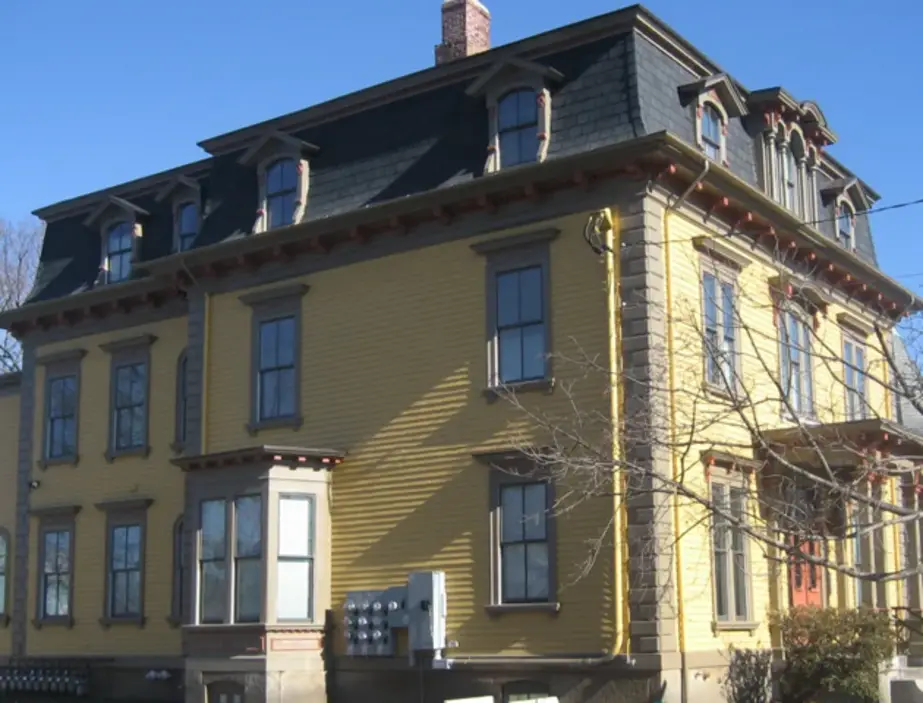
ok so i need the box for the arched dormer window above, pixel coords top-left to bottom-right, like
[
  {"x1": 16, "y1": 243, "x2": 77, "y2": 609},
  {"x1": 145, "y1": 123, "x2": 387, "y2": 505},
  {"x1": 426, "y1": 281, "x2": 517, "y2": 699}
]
[
  {"x1": 497, "y1": 89, "x2": 540, "y2": 169},
  {"x1": 787, "y1": 130, "x2": 806, "y2": 217},
  {"x1": 837, "y1": 200, "x2": 855, "y2": 250},
  {"x1": 701, "y1": 103, "x2": 723, "y2": 161},
  {"x1": 265, "y1": 158, "x2": 298, "y2": 230},
  {"x1": 176, "y1": 202, "x2": 199, "y2": 252},
  {"x1": 105, "y1": 221, "x2": 133, "y2": 284}
]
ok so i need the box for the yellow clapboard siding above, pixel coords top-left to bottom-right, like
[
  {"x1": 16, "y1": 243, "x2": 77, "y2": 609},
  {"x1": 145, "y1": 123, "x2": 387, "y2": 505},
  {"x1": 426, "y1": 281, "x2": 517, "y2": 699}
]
[
  {"x1": 27, "y1": 317, "x2": 187, "y2": 656},
  {"x1": 666, "y1": 209, "x2": 899, "y2": 653},
  {"x1": 206, "y1": 212, "x2": 617, "y2": 655}
]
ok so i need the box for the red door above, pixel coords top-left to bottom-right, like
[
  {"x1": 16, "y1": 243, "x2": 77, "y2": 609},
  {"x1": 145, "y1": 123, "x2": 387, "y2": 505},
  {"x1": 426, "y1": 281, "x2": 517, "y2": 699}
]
[{"x1": 790, "y1": 539, "x2": 823, "y2": 607}]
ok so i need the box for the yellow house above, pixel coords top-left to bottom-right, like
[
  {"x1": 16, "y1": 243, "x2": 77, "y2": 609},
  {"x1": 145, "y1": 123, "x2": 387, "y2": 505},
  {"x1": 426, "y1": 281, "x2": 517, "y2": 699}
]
[{"x1": 0, "y1": 4, "x2": 919, "y2": 703}]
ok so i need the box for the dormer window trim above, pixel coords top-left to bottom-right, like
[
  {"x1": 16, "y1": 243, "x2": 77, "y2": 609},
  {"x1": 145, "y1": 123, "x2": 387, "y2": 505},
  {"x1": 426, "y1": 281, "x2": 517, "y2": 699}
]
[
  {"x1": 679, "y1": 74, "x2": 747, "y2": 168},
  {"x1": 466, "y1": 58, "x2": 562, "y2": 175},
  {"x1": 84, "y1": 196, "x2": 148, "y2": 286},
  {"x1": 237, "y1": 131, "x2": 318, "y2": 235},
  {"x1": 696, "y1": 97, "x2": 729, "y2": 166}
]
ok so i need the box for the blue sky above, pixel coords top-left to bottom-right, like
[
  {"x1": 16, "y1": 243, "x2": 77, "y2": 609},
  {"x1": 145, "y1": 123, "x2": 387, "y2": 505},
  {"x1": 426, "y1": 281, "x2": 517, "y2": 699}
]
[{"x1": 1, "y1": 0, "x2": 920, "y2": 284}]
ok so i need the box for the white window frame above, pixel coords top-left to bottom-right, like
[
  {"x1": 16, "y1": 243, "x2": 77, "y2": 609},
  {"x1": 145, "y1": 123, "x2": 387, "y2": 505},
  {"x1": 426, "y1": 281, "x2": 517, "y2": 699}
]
[
  {"x1": 276, "y1": 494, "x2": 316, "y2": 623},
  {"x1": 255, "y1": 154, "x2": 309, "y2": 233},
  {"x1": 836, "y1": 197, "x2": 856, "y2": 251},
  {"x1": 100, "y1": 216, "x2": 137, "y2": 285},
  {"x1": 710, "y1": 474, "x2": 752, "y2": 625}
]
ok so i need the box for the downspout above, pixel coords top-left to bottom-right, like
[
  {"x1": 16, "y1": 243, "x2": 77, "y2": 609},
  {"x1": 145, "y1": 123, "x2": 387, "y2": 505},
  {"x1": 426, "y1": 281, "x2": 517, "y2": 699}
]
[
  {"x1": 664, "y1": 159, "x2": 710, "y2": 703},
  {"x1": 605, "y1": 207, "x2": 629, "y2": 658}
]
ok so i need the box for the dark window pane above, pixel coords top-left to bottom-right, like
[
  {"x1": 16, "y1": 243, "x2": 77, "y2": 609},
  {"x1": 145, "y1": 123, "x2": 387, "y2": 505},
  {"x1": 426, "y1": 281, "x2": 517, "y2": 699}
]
[
  {"x1": 521, "y1": 323, "x2": 545, "y2": 380},
  {"x1": 130, "y1": 406, "x2": 145, "y2": 446},
  {"x1": 499, "y1": 131, "x2": 521, "y2": 167},
  {"x1": 526, "y1": 543, "x2": 549, "y2": 600},
  {"x1": 260, "y1": 321, "x2": 278, "y2": 369},
  {"x1": 498, "y1": 328, "x2": 523, "y2": 383},
  {"x1": 201, "y1": 501, "x2": 226, "y2": 559},
  {"x1": 200, "y1": 562, "x2": 227, "y2": 623},
  {"x1": 277, "y1": 368, "x2": 296, "y2": 417},
  {"x1": 236, "y1": 560, "x2": 262, "y2": 622},
  {"x1": 126, "y1": 525, "x2": 141, "y2": 569},
  {"x1": 516, "y1": 128, "x2": 539, "y2": 165},
  {"x1": 276, "y1": 317, "x2": 295, "y2": 366},
  {"x1": 268, "y1": 195, "x2": 285, "y2": 230},
  {"x1": 260, "y1": 370, "x2": 279, "y2": 419},
  {"x1": 501, "y1": 543, "x2": 526, "y2": 602},
  {"x1": 518, "y1": 90, "x2": 537, "y2": 123},
  {"x1": 235, "y1": 496, "x2": 262, "y2": 558},
  {"x1": 501, "y1": 486, "x2": 523, "y2": 543},
  {"x1": 714, "y1": 551, "x2": 728, "y2": 618},
  {"x1": 179, "y1": 203, "x2": 198, "y2": 235},
  {"x1": 498, "y1": 94, "x2": 520, "y2": 131},
  {"x1": 518, "y1": 267, "x2": 543, "y2": 323},
  {"x1": 523, "y1": 483, "x2": 546, "y2": 541},
  {"x1": 112, "y1": 527, "x2": 127, "y2": 570},
  {"x1": 497, "y1": 272, "x2": 520, "y2": 327}
]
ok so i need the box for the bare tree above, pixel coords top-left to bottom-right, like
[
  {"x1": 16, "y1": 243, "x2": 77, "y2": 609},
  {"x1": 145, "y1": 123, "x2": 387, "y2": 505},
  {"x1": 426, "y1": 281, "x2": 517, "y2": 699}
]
[
  {"x1": 490, "y1": 210, "x2": 923, "y2": 606},
  {"x1": 0, "y1": 219, "x2": 41, "y2": 372}
]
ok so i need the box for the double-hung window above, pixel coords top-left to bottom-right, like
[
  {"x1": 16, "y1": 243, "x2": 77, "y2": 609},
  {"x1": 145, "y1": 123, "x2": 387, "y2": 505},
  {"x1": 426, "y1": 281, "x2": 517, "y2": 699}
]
[
  {"x1": 176, "y1": 202, "x2": 198, "y2": 252},
  {"x1": 497, "y1": 90, "x2": 539, "y2": 169},
  {"x1": 702, "y1": 271, "x2": 737, "y2": 391},
  {"x1": 265, "y1": 159, "x2": 298, "y2": 229},
  {"x1": 780, "y1": 307, "x2": 814, "y2": 417},
  {"x1": 499, "y1": 482, "x2": 550, "y2": 603},
  {"x1": 108, "y1": 524, "x2": 142, "y2": 618},
  {"x1": 105, "y1": 222, "x2": 133, "y2": 284},
  {"x1": 257, "y1": 316, "x2": 296, "y2": 422},
  {"x1": 277, "y1": 495, "x2": 316, "y2": 621},
  {"x1": 198, "y1": 496, "x2": 263, "y2": 624},
  {"x1": 844, "y1": 337, "x2": 867, "y2": 421},
  {"x1": 46, "y1": 374, "x2": 77, "y2": 460},
  {"x1": 41, "y1": 528, "x2": 72, "y2": 619},
  {"x1": 838, "y1": 203, "x2": 854, "y2": 249},
  {"x1": 496, "y1": 266, "x2": 546, "y2": 385},
  {"x1": 712, "y1": 482, "x2": 750, "y2": 622},
  {"x1": 113, "y1": 361, "x2": 147, "y2": 451},
  {"x1": 701, "y1": 104, "x2": 722, "y2": 161}
]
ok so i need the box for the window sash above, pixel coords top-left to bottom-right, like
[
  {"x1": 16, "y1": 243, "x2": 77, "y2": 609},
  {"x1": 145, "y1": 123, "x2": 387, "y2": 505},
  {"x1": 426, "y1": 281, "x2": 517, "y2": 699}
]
[
  {"x1": 42, "y1": 529, "x2": 71, "y2": 618},
  {"x1": 113, "y1": 361, "x2": 147, "y2": 450},
  {"x1": 277, "y1": 495, "x2": 315, "y2": 621},
  {"x1": 712, "y1": 483, "x2": 749, "y2": 621},
  {"x1": 702, "y1": 273, "x2": 737, "y2": 388},
  {"x1": 257, "y1": 317, "x2": 297, "y2": 420},
  {"x1": 844, "y1": 340, "x2": 867, "y2": 420},
  {"x1": 499, "y1": 483, "x2": 550, "y2": 604},
  {"x1": 46, "y1": 375, "x2": 77, "y2": 459},
  {"x1": 109, "y1": 524, "x2": 142, "y2": 618},
  {"x1": 702, "y1": 106, "x2": 722, "y2": 160},
  {"x1": 234, "y1": 496, "x2": 262, "y2": 623},
  {"x1": 496, "y1": 266, "x2": 546, "y2": 384},
  {"x1": 780, "y1": 310, "x2": 813, "y2": 415},
  {"x1": 498, "y1": 90, "x2": 539, "y2": 168},
  {"x1": 199, "y1": 499, "x2": 227, "y2": 624}
]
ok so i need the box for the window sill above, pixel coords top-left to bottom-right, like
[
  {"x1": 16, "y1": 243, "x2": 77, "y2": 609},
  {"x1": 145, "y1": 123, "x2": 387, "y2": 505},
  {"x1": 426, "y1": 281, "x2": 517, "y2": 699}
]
[
  {"x1": 483, "y1": 378, "x2": 555, "y2": 403},
  {"x1": 33, "y1": 616, "x2": 74, "y2": 630},
  {"x1": 105, "y1": 445, "x2": 151, "y2": 463},
  {"x1": 485, "y1": 602, "x2": 561, "y2": 616},
  {"x1": 712, "y1": 620, "x2": 760, "y2": 634},
  {"x1": 246, "y1": 415, "x2": 304, "y2": 436},
  {"x1": 100, "y1": 616, "x2": 146, "y2": 629},
  {"x1": 781, "y1": 411, "x2": 819, "y2": 427},
  {"x1": 37, "y1": 454, "x2": 80, "y2": 470},
  {"x1": 702, "y1": 382, "x2": 739, "y2": 404}
]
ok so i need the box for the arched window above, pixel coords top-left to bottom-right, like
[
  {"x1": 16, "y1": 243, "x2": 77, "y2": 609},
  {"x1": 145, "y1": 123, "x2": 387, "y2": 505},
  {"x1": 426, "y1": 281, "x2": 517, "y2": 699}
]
[
  {"x1": 497, "y1": 89, "x2": 539, "y2": 168},
  {"x1": 265, "y1": 158, "x2": 298, "y2": 229},
  {"x1": 837, "y1": 202, "x2": 854, "y2": 249},
  {"x1": 176, "y1": 202, "x2": 198, "y2": 252},
  {"x1": 701, "y1": 104, "x2": 723, "y2": 161},
  {"x1": 170, "y1": 517, "x2": 186, "y2": 625},
  {"x1": 0, "y1": 528, "x2": 8, "y2": 618},
  {"x1": 105, "y1": 222, "x2": 133, "y2": 283}
]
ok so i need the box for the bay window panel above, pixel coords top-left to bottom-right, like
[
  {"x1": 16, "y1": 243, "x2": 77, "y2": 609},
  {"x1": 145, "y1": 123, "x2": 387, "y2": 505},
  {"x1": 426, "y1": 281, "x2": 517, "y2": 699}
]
[
  {"x1": 277, "y1": 561, "x2": 312, "y2": 621},
  {"x1": 277, "y1": 495, "x2": 315, "y2": 621}
]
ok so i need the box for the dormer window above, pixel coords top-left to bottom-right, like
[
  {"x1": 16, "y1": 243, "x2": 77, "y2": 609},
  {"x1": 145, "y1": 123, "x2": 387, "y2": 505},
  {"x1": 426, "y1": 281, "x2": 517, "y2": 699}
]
[
  {"x1": 177, "y1": 202, "x2": 198, "y2": 252},
  {"x1": 265, "y1": 158, "x2": 298, "y2": 229},
  {"x1": 785, "y1": 145, "x2": 799, "y2": 214},
  {"x1": 498, "y1": 90, "x2": 539, "y2": 169},
  {"x1": 465, "y1": 57, "x2": 560, "y2": 175},
  {"x1": 701, "y1": 104, "x2": 723, "y2": 161},
  {"x1": 236, "y1": 131, "x2": 317, "y2": 235},
  {"x1": 105, "y1": 222, "x2": 133, "y2": 284},
  {"x1": 837, "y1": 201, "x2": 854, "y2": 249}
]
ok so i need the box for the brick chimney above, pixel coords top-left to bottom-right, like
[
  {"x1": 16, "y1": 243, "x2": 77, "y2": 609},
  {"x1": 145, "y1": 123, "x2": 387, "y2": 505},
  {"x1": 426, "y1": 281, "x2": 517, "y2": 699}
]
[{"x1": 435, "y1": 0, "x2": 491, "y2": 65}]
